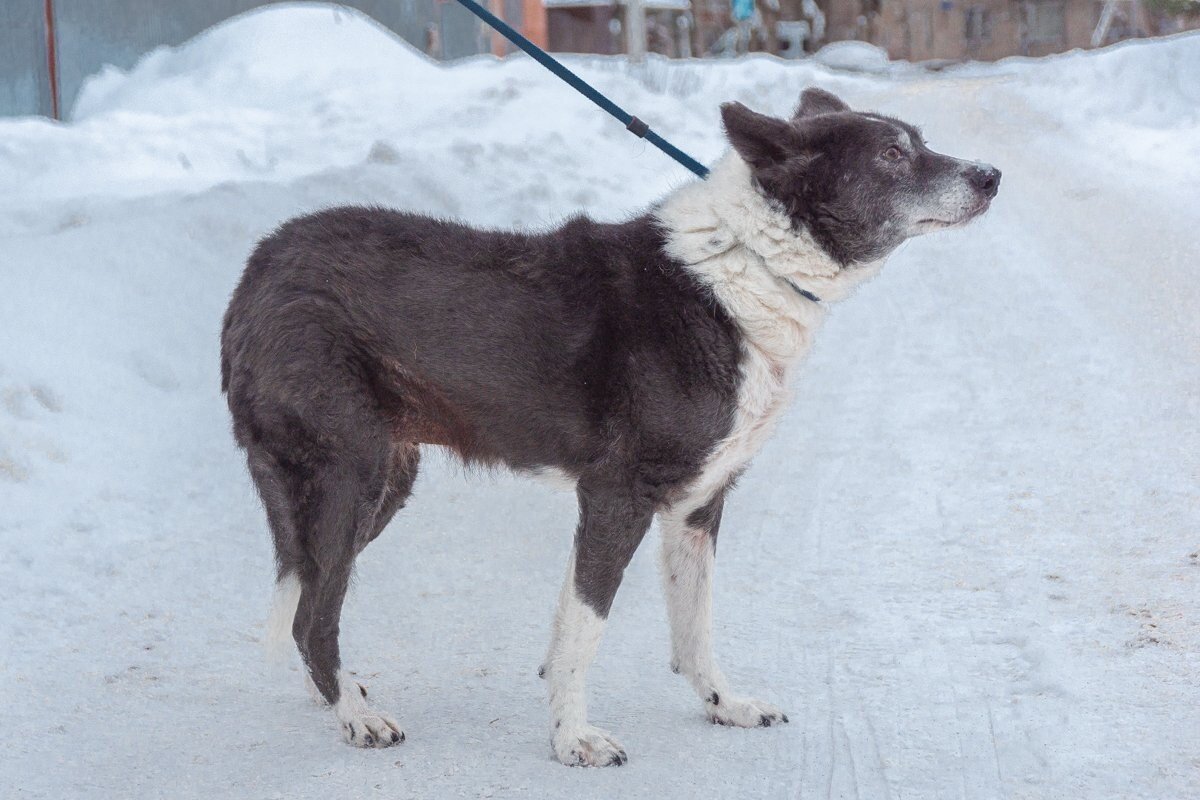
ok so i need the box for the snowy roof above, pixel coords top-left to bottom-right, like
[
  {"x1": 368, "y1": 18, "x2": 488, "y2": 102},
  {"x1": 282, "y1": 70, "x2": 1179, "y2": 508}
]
[{"x1": 544, "y1": 0, "x2": 692, "y2": 10}]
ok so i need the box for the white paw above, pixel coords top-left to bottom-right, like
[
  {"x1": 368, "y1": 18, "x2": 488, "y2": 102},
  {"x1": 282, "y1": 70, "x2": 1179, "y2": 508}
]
[
  {"x1": 331, "y1": 672, "x2": 404, "y2": 748},
  {"x1": 339, "y1": 710, "x2": 405, "y2": 748},
  {"x1": 552, "y1": 724, "x2": 628, "y2": 767},
  {"x1": 705, "y1": 691, "x2": 789, "y2": 728}
]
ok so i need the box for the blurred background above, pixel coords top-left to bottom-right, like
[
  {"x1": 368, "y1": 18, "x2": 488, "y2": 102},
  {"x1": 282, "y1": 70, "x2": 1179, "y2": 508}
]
[{"x1": 3, "y1": 0, "x2": 1198, "y2": 119}]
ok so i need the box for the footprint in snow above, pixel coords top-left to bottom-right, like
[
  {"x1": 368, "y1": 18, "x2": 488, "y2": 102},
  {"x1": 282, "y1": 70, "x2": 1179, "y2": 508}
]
[
  {"x1": 366, "y1": 141, "x2": 403, "y2": 165},
  {"x1": 2, "y1": 383, "x2": 63, "y2": 418},
  {"x1": 129, "y1": 351, "x2": 180, "y2": 392},
  {"x1": 0, "y1": 446, "x2": 29, "y2": 482}
]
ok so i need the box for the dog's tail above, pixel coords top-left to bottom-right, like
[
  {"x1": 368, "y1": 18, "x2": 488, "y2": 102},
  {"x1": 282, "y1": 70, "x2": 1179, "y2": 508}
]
[{"x1": 265, "y1": 572, "x2": 302, "y2": 663}]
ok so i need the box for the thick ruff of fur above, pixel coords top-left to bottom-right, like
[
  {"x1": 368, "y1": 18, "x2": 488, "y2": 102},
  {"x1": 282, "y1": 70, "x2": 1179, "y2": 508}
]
[{"x1": 656, "y1": 153, "x2": 882, "y2": 517}]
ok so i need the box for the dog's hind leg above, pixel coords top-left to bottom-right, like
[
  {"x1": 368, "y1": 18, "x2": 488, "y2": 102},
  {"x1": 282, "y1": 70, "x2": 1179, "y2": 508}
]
[
  {"x1": 658, "y1": 492, "x2": 788, "y2": 728},
  {"x1": 543, "y1": 480, "x2": 653, "y2": 767},
  {"x1": 245, "y1": 398, "x2": 416, "y2": 748},
  {"x1": 294, "y1": 443, "x2": 418, "y2": 704},
  {"x1": 250, "y1": 449, "x2": 309, "y2": 665},
  {"x1": 287, "y1": 443, "x2": 411, "y2": 748}
]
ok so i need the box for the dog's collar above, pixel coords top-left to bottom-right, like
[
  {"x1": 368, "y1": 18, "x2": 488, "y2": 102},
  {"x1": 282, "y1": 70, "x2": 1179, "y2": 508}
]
[{"x1": 782, "y1": 278, "x2": 822, "y2": 305}]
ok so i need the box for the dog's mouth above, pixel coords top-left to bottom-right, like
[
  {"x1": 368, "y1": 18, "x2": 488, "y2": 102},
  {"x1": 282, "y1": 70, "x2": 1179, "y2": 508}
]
[{"x1": 918, "y1": 198, "x2": 992, "y2": 229}]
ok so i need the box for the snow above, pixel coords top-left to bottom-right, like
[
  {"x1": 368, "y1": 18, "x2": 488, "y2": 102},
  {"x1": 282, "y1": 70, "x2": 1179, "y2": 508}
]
[
  {"x1": 2, "y1": 4, "x2": 1198, "y2": 798},
  {"x1": 813, "y1": 41, "x2": 893, "y2": 72}
]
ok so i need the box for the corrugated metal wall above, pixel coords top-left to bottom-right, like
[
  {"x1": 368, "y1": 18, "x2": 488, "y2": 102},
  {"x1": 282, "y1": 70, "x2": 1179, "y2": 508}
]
[{"x1": 0, "y1": 0, "x2": 494, "y2": 119}]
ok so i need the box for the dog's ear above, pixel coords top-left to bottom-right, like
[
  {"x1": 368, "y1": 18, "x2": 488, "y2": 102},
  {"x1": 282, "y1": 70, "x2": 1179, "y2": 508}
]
[
  {"x1": 793, "y1": 87, "x2": 850, "y2": 119},
  {"x1": 721, "y1": 102, "x2": 801, "y2": 171}
]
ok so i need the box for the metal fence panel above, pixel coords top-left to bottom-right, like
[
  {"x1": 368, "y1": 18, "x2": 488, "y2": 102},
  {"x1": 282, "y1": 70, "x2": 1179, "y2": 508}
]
[
  {"x1": 438, "y1": 0, "x2": 488, "y2": 59},
  {"x1": 0, "y1": 0, "x2": 54, "y2": 118},
  {"x1": 51, "y1": 0, "x2": 263, "y2": 118},
  {"x1": 353, "y1": 0, "x2": 442, "y2": 55}
]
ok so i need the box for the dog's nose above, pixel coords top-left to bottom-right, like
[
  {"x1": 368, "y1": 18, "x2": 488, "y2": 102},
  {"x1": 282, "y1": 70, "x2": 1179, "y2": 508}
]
[{"x1": 967, "y1": 164, "x2": 1001, "y2": 199}]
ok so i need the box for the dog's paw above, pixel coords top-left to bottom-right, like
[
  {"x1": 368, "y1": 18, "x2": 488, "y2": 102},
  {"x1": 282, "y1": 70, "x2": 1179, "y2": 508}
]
[
  {"x1": 327, "y1": 671, "x2": 402, "y2": 747},
  {"x1": 552, "y1": 724, "x2": 627, "y2": 767},
  {"x1": 705, "y1": 692, "x2": 789, "y2": 728},
  {"x1": 340, "y1": 710, "x2": 405, "y2": 748}
]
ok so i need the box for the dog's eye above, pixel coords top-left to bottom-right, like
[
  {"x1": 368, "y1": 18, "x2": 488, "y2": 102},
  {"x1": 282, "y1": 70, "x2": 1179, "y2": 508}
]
[{"x1": 883, "y1": 146, "x2": 904, "y2": 161}]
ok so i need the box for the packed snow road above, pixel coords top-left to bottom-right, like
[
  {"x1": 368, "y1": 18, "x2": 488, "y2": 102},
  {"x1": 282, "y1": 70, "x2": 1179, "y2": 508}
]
[{"x1": 1, "y1": 6, "x2": 1197, "y2": 799}]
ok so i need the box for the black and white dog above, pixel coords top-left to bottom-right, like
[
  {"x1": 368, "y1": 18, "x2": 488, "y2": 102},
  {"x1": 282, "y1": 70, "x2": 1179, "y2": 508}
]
[{"x1": 221, "y1": 88, "x2": 999, "y2": 766}]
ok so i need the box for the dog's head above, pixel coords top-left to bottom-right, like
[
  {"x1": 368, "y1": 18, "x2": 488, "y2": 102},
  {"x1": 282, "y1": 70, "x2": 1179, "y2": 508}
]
[{"x1": 721, "y1": 88, "x2": 1000, "y2": 266}]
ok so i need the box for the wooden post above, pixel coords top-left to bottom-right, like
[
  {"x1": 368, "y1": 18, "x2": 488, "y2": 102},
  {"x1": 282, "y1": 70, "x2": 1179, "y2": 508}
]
[
  {"x1": 488, "y1": 0, "x2": 507, "y2": 55},
  {"x1": 44, "y1": 0, "x2": 60, "y2": 119},
  {"x1": 522, "y1": 0, "x2": 549, "y2": 48},
  {"x1": 626, "y1": 0, "x2": 647, "y2": 61}
]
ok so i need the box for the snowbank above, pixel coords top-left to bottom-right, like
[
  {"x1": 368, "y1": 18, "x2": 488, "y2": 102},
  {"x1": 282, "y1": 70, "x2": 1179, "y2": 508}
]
[
  {"x1": 72, "y1": 4, "x2": 440, "y2": 120},
  {"x1": 2, "y1": 5, "x2": 1197, "y2": 799},
  {"x1": 974, "y1": 31, "x2": 1200, "y2": 127},
  {"x1": 813, "y1": 40, "x2": 893, "y2": 72}
]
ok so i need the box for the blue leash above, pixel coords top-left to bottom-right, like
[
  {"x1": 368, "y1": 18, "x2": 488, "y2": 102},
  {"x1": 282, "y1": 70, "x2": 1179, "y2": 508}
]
[{"x1": 451, "y1": 0, "x2": 709, "y2": 179}]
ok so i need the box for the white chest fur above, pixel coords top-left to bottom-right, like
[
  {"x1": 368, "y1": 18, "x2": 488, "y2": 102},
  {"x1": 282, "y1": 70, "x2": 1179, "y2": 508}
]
[{"x1": 655, "y1": 153, "x2": 882, "y2": 514}]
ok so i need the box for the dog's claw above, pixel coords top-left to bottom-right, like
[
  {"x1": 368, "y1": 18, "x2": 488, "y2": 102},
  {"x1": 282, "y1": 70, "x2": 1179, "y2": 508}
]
[
  {"x1": 707, "y1": 694, "x2": 786, "y2": 729},
  {"x1": 339, "y1": 711, "x2": 405, "y2": 748}
]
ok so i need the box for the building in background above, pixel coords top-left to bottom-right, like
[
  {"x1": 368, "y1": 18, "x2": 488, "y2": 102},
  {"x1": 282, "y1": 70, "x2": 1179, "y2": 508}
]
[
  {"x1": 539, "y1": 0, "x2": 827, "y2": 56},
  {"x1": 822, "y1": 0, "x2": 1199, "y2": 61},
  {"x1": 688, "y1": 0, "x2": 826, "y2": 55},
  {"x1": 543, "y1": 0, "x2": 695, "y2": 56},
  {"x1": 686, "y1": 0, "x2": 1197, "y2": 59},
  {"x1": 485, "y1": 0, "x2": 549, "y2": 52}
]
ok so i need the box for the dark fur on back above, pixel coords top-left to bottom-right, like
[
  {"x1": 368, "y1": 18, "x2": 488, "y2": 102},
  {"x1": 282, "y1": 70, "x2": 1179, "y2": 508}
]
[
  {"x1": 220, "y1": 207, "x2": 745, "y2": 699},
  {"x1": 222, "y1": 207, "x2": 742, "y2": 479}
]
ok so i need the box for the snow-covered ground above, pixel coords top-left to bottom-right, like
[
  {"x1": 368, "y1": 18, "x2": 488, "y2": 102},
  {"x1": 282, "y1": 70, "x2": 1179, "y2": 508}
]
[{"x1": 2, "y1": 4, "x2": 1198, "y2": 798}]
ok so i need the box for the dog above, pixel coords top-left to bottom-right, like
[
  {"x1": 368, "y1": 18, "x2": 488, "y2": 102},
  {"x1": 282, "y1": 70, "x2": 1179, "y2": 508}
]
[{"x1": 220, "y1": 87, "x2": 999, "y2": 766}]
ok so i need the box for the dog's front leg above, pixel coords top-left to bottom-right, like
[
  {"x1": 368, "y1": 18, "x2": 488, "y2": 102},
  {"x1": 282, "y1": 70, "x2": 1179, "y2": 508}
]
[
  {"x1": 659, "y1": 494, "x2": 789, "y2": 728},
  {"x1": 543, "y1": 482, "x2": 652, "y2": 766}
]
